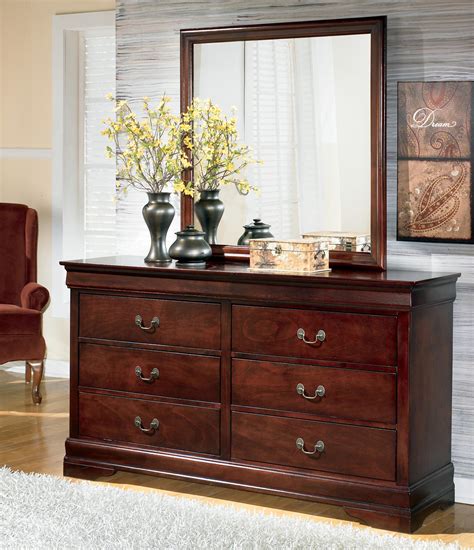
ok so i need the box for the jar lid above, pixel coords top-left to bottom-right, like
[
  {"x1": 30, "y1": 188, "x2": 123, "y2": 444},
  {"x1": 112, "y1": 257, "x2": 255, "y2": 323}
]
[
  {"x1": 175, "y1": 224, "x2": 206, "y2": 237},
  {"x1": 244, "y1": 218, "x2": 271, "y2": 230}
]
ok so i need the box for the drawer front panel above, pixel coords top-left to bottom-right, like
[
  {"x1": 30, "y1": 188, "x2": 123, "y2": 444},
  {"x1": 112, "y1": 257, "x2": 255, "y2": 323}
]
[
  {"x1": 232, "y1": 305, "x2": 397, "y2": 366},
  {"x1": 232, "y1": 359, "x2": 396, "y2": 424},
  {"x1": 79, "y1": 393, "x2": 220, "y2": 455},
  {"x1": 232, "y1": 412, "x2": 396, "y2": 481},
  {"x1": 80, "y1": 344, "x2": 220, "y2": 403},
  {"x1": 80, "y1": 294, "x2": 221, "y2": 350}
]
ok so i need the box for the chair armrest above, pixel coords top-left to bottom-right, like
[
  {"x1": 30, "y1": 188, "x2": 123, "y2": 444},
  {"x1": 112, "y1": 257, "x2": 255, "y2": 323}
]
[{"x1": 21, "y1": 282, "x2": 50, "y2": 312}]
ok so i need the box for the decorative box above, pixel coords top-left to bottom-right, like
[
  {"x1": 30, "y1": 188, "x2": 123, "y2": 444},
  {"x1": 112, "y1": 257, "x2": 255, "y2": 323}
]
[
  {"x1": 302, "y1": 231, "x2": 371, "y2": 252},
  {"x1": 249, "y1": 238, "x2": 330, "y2": 273}
]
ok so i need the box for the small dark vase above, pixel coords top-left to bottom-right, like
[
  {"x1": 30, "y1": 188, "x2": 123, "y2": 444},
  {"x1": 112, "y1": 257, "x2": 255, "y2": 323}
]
[
  {"x1": 195, "y1": 190, "x2": 224, "y2": 245},
  {"x1": 169, "y1": 225, "x2": 212, "y2": 268},
  {"x1": 142, "y1": 192, "x2": 175, "y2": 264},
  {"x1": 237, "y1": 218, "x2": 274, "y2": 245}
]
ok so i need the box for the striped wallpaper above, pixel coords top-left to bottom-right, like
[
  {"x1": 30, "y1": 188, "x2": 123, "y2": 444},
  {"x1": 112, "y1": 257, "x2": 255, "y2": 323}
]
[{"x1": 116, "y1": 0, "x2": 474, "y2": 479}]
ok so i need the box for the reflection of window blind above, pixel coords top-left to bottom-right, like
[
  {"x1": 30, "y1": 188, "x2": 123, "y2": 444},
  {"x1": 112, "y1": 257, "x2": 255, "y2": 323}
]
[
  {"x1": 83, "y1": 29, "x2": 117, "y2": 258},
  {"x1": 244, "y1": 40, "x2": 299, "y2": 239}
]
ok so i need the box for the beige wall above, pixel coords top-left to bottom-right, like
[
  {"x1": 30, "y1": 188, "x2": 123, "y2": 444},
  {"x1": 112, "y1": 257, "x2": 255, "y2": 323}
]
[{"x1": 0, "y1": 0, "x2": 115, "y2": 360}]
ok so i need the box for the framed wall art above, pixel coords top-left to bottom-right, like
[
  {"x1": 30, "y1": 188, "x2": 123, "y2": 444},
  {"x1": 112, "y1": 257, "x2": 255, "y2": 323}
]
[{"x1": 397, "y1": 81, "x2": 473, "y2": 244}]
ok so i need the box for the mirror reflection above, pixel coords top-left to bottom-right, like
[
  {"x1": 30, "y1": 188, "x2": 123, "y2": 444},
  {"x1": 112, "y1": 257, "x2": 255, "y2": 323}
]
[{"x1": 194, "y1": 34, "x2": 372, "y2": 251}]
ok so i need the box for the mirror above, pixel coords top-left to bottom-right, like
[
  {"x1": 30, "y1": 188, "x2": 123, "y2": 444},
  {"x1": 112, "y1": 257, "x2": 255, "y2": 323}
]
[
  {"x1": 194, "y1": 35, "x2": 371, "y2": 247},
  {"x1": 181, "y1": 17, "x2": 386, "y2": 270}
]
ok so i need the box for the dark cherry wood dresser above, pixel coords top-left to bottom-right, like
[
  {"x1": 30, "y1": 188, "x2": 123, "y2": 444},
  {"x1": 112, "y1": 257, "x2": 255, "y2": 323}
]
[{"x1": 61, "y1": 257, "x2": 460, "y2": 533}]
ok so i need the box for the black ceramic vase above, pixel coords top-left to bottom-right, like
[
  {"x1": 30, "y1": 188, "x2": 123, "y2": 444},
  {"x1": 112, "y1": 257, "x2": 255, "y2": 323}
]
[
  {"x1": 194, "y1": 190, "x2": 224, "y2": 245},
  {"x1": 142, "y1": 192, "x2": 175, "y2": 264},
  {"x1": 169, "y1": 225, "x2": 212, "y2": 268}
]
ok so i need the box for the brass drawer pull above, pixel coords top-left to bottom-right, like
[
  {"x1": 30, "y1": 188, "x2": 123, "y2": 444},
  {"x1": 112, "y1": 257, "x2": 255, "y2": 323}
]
[
  {"x1": 296, "y1": 437, "x2": 325, "y2": 455},
  {"x1": 135, "y1": 314, "x2": 160, "y2": 333},
  {"x1": 135, "y1": 366, "x2": 160, "y2": 383},
  {"x1": 296, "y1": 383, "x2": 325, "y2": 399},
  {"x1": 134, "y1": 416, "x2": 159, "y2": 434},
  {"x1": 297, "y1": 328, "x2": 326, "y2": 344}
]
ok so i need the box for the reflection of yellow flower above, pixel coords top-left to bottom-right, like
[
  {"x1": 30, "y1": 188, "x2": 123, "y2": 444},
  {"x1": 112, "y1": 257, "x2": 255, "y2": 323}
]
[{"x1": 180, "y1": 98, "x2": 261, "y2": 196}]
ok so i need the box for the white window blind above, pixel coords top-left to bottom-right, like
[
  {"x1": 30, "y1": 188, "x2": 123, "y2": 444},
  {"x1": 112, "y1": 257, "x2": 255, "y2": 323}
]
[{"x1": 82, "y1": 28, "x2": 117, "y2": 258}]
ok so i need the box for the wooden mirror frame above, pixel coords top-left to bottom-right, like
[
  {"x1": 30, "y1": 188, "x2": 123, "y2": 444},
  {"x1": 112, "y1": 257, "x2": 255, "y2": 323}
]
[{"x1": 180, "y1": 16, "x2": 386, "y2": 271}]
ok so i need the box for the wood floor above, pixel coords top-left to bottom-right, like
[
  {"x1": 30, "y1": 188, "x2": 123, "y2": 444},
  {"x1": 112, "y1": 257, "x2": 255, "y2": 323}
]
[{"x1": 1, "y1": 369, "x2": 473, "y2": 547}]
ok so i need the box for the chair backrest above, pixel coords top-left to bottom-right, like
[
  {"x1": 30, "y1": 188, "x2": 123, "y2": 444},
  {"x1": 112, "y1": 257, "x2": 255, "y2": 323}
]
[{"x1": 0, "y1": 203, "x2": 38, "y2": 305}]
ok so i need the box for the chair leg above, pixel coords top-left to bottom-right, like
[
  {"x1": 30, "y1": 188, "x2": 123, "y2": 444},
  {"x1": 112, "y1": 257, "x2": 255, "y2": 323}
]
[
  {"x1": 27, "y1": 360, "x2": 44, "y2": 405},
  {"x1": 25, "y1": 361, "x2": 32, "y2": 384}
]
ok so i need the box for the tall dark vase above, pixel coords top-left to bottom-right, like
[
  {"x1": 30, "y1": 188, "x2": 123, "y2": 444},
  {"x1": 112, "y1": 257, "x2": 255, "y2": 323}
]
[
  {"x1": 195, "y1": 190, "x2": 224, "y2": 245},
  {"x1": 142, "y1": 192, "x2": 175, "y2": 264}
]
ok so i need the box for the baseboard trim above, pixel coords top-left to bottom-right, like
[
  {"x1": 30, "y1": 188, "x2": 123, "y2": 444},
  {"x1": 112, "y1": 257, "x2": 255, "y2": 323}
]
[
  {"x1": 2, "y1": 359, "x2": 69, "y2": 378},
  {"x1": 454, "y1": 476, "x2": 474, "y2": 505}
]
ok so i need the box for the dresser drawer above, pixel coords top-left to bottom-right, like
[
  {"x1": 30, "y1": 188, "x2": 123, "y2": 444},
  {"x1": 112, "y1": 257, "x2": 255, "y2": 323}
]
[
  {"x1": 79, "y1": 393, "x2": 220, "y2": 455},
  {"x1": 232, "y1": 305, "x2": 397, "y2": 366},
  {"x1": 80, "y1": 294, "x2": 221, "y2": 350},
  {"x1": 79, "y1": 344, "x2": 220, "y2": 403},
  {"x1": 232, "y1": 359, "x2": 396, "y2": 424},
  {"x1": 232, "y1": 412, "x2": 395, "y2": 481}
]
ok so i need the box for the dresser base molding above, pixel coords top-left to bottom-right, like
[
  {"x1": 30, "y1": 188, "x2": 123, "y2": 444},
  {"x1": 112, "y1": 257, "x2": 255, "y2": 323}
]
[
  {"x1": 63, "y1": 439, "x2": 454, "y2": 533},
  {"x1": 344, "y1": 487, "x2": 454, "y2": 534},
  {"x1": 63, "y1": 460, "x2": 117, "y2": 480}
]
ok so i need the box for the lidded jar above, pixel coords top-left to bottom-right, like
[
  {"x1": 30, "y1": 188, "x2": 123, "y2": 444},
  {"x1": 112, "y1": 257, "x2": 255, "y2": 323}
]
[
  {"x1": 169, "y1": 225, "x2": 212, "y2": 268},
  {"x1": 237, "y1": 218, "x2": 274, "y2": 245}
]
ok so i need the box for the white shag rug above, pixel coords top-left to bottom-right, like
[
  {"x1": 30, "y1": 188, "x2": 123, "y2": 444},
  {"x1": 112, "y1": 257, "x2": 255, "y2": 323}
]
[{"x1": 0, "y1": 468, "x2": 459, "y2": 550}]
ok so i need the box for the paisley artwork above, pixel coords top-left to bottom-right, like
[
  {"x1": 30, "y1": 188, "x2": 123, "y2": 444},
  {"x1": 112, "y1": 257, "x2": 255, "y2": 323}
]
[{"x1": 398, "y1": 81, "x2": 473, "y2": 243}]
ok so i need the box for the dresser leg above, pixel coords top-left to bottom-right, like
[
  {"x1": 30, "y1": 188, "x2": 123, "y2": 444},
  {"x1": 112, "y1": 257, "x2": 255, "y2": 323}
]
[
  {"x1": 343, "y1": 506, "x2": 414, "y2": 533},
  {"x1": 64, "y1": 460, "x2": 117, "y2": 480},
  {"x1": 438, "y1": 487, "x2": 455, "y2": 510},
  {"x1": 344, "y1": 487, "x2": 455, "y2": 533}
]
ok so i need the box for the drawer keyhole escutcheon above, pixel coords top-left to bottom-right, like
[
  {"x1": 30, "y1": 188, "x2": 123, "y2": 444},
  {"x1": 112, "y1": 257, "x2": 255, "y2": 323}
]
[
  {"x1": 135, "y1": 315, "x2": 160, "y2": 333},
  {"x1": 135, "y1": 366, "x2": 160, "y2": 383},
  {"x1": 297, "y1": 328, "x2": 326, "y2": 345},
  {"x1": 296, "y1": 383, "x2": 325, "y2": 399},
  {"x1": 296, "y1": 437, "x2": 325, "y2": 455},
  {"x1": 134, "y1": 416, "x2": 159, "y2": 434}
]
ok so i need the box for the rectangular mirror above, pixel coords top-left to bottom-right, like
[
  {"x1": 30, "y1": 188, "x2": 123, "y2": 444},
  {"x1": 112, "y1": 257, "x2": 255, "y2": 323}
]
[{"x1": 181, "y1": 17, "x2": 386, "y2": 270}]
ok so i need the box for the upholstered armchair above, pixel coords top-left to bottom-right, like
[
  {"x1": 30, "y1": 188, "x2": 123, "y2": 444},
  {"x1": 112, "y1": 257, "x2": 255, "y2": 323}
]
[{"x1": 0, "y1": 203, "x2": 49, "y2": 404}]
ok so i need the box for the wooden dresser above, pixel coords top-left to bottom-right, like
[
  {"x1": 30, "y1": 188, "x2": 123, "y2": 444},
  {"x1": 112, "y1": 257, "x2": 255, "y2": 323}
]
[{"x1": 61, "y1": 257, "x2": 460, "y2": 532}]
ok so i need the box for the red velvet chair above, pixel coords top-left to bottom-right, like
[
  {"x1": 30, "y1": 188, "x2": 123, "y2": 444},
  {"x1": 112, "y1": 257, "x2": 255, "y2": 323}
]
[{"x1": 0, "y1": 203, "x2": 49, "y2": 404}]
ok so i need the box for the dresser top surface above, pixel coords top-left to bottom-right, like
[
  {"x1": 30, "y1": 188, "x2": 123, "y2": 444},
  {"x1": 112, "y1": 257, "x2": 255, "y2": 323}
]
[{"x1": 61, "y1": 256, "x2": 460, "y2": 289}]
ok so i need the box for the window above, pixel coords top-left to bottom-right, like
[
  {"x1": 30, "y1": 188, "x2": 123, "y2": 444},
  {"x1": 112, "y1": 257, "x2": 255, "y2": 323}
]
[
  {"x1": 53, "y1": 12, "x2": 181, "y2": 318},
  {"x1": 52, "y1": 12, "x2": 116, "y2": 317}
]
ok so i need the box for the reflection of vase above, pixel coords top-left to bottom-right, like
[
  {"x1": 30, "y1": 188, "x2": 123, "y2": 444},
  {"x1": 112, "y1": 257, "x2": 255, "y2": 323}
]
[
  {"x1": 195, "y1": 190, "x2": 224, "y2": 245},
  {"x1": 142, "y1": 192, "x2": 175, "y2": 264},
  {"x1": 237, "y1": 219, "x2": 274, "y2": 245}
]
